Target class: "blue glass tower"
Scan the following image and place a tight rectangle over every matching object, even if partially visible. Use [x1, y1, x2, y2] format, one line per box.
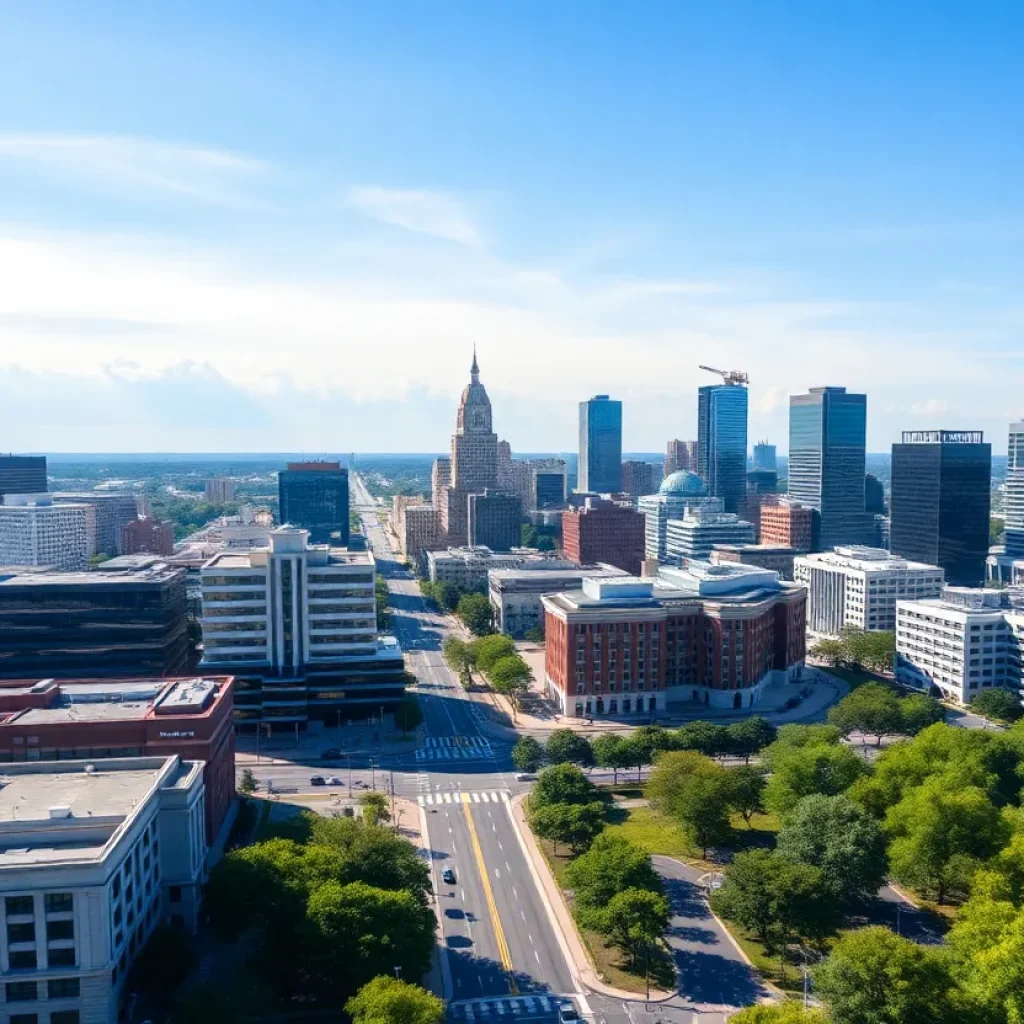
[578, 395, 622, 494]
[697, 384, 748, 514]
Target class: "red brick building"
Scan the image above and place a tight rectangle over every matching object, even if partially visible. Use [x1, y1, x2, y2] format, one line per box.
[760, 501, 815, 553]
[542, 566, 806, 718]
[0, 675, 235, 839]
[121, 516, 176, 556]
[562, 498, 645, 574]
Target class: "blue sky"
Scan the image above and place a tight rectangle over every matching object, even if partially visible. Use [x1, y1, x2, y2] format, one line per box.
[0, 2, 1020, 452]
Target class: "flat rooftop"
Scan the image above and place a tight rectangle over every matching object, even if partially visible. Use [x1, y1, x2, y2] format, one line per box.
[204, 546, 371, 570]
[0, 564, 182, 587]
[0, 766, 157, 823]
[799, 548, 939, 572]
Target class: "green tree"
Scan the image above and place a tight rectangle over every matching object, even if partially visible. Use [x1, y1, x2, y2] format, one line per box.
[360, 791, 391, 826]
[592, 733, 630, 784]
[239, 767, 259, 795]
[604, 887, 671, 967]
[899, 692, 946, 735]
[394, 697, 424, 734]
[442, 636, 474, 686]
[346, 976, 445, 1024]
[675, 720, 730, 757]
[812, 926, 953, 1024]
[128, 924, 197, 1008]
[726, 717, 777, 763]
[545, 728, 595, 767]
[646, 751, 734, 856]
[532, 763, 597, 808]
[828, 682, 905, 745]
[971, 687, 1024, 723]
[776, 794, 887, 906]
[525, 625, 545, 642]
[810, 637, 846, 667]
[991, 517, 1006, 544]
[530, 800, 606, 854]
[471, 633, 517, 672]
[885, 779, 1008, 904]
[512, 735, 545, 773]
[433, 579, 461, 611]
[488, 655, 532, 718]
[764, 741, 866, 818]
[457, 592, 493, 635]
[564, 833, 662, 930]
[711, 849, 833, 952]
[729, 765, 767, 825]
[730, 1005, 827, 1024]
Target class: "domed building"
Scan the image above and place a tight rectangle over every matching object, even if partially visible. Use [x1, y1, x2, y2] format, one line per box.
[639, 470, 723, 562]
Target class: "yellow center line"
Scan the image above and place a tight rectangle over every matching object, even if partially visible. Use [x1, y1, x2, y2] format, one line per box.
[462, 793, 519, 995]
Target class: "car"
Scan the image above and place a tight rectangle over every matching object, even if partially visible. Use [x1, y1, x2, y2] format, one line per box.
[515, 772, 535, 782]
[309, 775, 326, 786]
[326, 776, 343, 786]
[558, 1005, 580, 1023]
[442, 868, 457, 885]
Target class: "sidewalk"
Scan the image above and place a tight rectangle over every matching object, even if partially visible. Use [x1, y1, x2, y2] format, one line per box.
[508, 793, 676, 1002]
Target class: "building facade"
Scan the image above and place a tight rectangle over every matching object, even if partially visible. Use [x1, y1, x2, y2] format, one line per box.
[0, 562, 189, 680]
[1004, 421, 1024, 559]
[532, 459, 568, 510]
[427, 547, 571, 590]
[788, 387, 871, 550]
[488, 564, 628, 637]
[710, 544, 797, 580]
[497, 442, 533, 514]
[795, 546, 945, 635]
[277, 461, 350, 546]
[890, 430, 992, 586]
[562, 499, 645, 575]
[0, 496, 90, 571]
[752, 442, 777, 473]
[578, 395, 623, 494]
[0, 754, 207, 1024]
[664, 440, 697, 478]
[204, 477, 238, 504]
[638, 472, 718, 562]
[760, 501, 815, 553]
[664, 509, 756, 563]
[200, 528, 404, 727]
[0, 456, 47, 500]
[468, 490, 521, 551]
[620, 461, 657, 500]
[120, 517, 175, 557]
[697, 383, 748, 514]
[542, 564, 806, 717]
[52, 494, 137, 558]
[399, 505, 443, 563]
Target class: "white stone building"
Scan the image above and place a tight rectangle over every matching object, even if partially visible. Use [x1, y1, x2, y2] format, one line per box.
[427, 546, 573, 590]
[664, 507, 756, 563]
[0, 496, 91, 571]
[0, 755, 206, 1024]
[795, 545, 945, 635]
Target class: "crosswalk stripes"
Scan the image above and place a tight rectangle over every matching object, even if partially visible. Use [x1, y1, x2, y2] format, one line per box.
[417, 790, 510, 807]
[448, 996, 562, 1020]
[415, 734, 495, 761]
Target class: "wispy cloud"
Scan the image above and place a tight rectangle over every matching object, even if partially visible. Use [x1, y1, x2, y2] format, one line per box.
[345, 185, 479, 246]
[0, 134, 267, 206]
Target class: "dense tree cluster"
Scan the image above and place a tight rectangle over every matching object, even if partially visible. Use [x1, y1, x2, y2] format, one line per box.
[443, 634, 533, 712]
[809, 626, 896, 675]
[827, 682, 945, 745]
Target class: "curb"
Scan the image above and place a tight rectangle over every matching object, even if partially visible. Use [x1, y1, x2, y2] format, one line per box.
[508, 793, 677, 1004]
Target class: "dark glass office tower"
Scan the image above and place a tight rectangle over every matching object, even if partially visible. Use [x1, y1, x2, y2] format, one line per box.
[697, 384, 748, 513]
[0, 455, 47, 498]
[278, 461, 350, 545]
[890, 430, 991, 586]
[578, 395, 622, 494]
[788, 387, 870, 551]
[1007, 421, 1024, 558]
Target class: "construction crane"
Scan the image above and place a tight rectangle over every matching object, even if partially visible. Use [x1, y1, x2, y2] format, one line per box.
[699, 365, 749, 386]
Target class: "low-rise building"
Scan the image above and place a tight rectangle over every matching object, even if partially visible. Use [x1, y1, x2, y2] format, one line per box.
[542, 562, 807, 717]
[0, 495, 91, 571]
[0, 754, 208, 1024]
[621, 461, 657, 500]
[120, 516, 175, 557]
[795, 545, 945, 635]
[710, 543, 798, 580]
[562, 498, 646, 575]
[427, 546, 571, 590]
[488, 564, 628, 637]
[664, 507, 756, 562]
[638, 472, 720, 562]
[204, 477, 237, 503]
[896, 587, 1024, 705]
[760, 501, 815, 553]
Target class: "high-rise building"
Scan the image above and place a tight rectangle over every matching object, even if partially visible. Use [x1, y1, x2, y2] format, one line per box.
[532, 459, 568, 510]
[752, 442, 777, 473]
[468, 490, 521, 551]
[278, 461, 350, 546]
[638, 472, 720, 562]
[121, 515, 176, 556]
[497, 441, 533, 514]
[200, 527, 405, 727]
[697, 383, 748, 514]
[53, 491, 138, 556]
[205, 477, 238, 503]
[578, 395, 623, 494]
[0, 455, 47, 498]
[561, 498, 645, 574]
[1006, 421, 1024, 559]
[0, 561, 189, 678]
[664, 440, 697, 478]
[788, 386, 871, 550]
[760, 501, 815, 553]
[621, 460, 657, 499]
[890, 430, 992, 586]
[0, 495, 90, 570]
[439, 351, 499, 545]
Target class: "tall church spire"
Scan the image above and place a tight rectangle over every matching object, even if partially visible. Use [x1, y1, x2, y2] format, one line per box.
[471, 344, 479, 380]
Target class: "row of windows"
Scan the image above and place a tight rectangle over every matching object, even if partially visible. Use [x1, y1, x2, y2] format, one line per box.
[9, 1012, 79, 1024]
[6, 978, 79, 1002]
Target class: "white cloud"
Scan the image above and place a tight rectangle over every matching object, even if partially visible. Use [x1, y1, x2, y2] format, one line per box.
[0, 134, 267, 206]
[345, 186, 479, 246]
[910, 398, 953, 416]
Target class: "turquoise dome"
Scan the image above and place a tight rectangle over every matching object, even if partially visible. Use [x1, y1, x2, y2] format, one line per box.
[659, 470, 707, 497]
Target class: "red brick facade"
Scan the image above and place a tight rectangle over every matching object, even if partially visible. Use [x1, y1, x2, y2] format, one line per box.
[121, 516, 176, 556]
[760, 503, 814, 553]
[562, 501, 645, 574]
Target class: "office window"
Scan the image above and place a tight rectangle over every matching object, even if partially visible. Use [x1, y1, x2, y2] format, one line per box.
[50, 1014, 80, 1024]
[169, 886, 182, 903]
[5, 896, 33, 917]
[44, 895, 72, 915]
[47, 980, 79, 999]
[47, 949, 75, 968]
[8, 951, 36, 970]
[46, 920, 74, 942]
[9, 1014, 37, 1024]
[7, 922, 35, 943]
[5, 982, 37, 1002]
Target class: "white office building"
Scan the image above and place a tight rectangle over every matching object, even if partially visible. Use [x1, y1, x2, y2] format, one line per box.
[426, 547, 573, 590]
[664, 508, 755, 563]
[795, 545, 945, 635]
[0, 496, 91, 571]
[0, 755, 206, 1024]
[896, 587, 1024, 704]
[638, 471, 720, 561]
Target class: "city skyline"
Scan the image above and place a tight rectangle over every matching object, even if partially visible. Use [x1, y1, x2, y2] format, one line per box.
[0, 5, 1021, 452]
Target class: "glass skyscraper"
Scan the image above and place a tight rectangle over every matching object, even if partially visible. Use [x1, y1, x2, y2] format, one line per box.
[578, 395, 622, 494]
[890, 430, 991, 586]
[1006, 421, 1024, 558]
[788, 387, 870, 551]
[278, 461, 350, 546]
[697, 384, 748, 514]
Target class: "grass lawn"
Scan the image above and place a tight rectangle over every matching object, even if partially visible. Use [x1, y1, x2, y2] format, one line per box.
[819, 666, 888, 689]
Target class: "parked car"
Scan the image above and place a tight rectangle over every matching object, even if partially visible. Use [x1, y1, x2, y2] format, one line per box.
[309, 775, 326, 786]
[558, 1006, 580, 1023]
[442, 868, 457, 885]
[515, 772, 535, 782]
[326, 776, 343, 786]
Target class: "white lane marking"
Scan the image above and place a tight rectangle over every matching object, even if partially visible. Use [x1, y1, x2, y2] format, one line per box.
[443, 792, 452, 804]
[472, 792, 481, 803]
[535, 950, 541, 963]
[494, 868, 501, 879]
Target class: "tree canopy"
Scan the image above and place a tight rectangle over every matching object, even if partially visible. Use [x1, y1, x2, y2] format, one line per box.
[345, 976, 445, 1024]
[970, 687, 1024, 724]
[532, 763, 597, 808]
[457, 592, 494, 635]
[512, 735, 545, 773]
[545, 728, 595, 767]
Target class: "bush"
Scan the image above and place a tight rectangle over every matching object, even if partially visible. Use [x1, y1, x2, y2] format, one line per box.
[970, 687, 1024, 723]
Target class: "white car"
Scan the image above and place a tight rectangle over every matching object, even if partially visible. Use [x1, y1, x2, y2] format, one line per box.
[558, 1006, 580, 1024]
[515, 772, 535, 782]
[325, 776, 343, 786]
